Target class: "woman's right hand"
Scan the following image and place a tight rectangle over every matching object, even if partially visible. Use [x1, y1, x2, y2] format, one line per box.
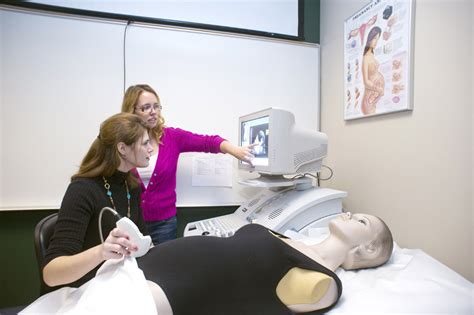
[43, 227, 139, 287]
[101, 228, 138, 260]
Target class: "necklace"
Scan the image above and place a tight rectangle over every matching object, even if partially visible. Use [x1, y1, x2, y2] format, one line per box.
[103, 176, 131, 218]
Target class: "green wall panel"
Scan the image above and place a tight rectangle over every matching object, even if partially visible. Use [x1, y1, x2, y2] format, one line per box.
[0, 207, 237, 308]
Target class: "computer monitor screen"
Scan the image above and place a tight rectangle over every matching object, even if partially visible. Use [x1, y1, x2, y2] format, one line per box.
[238, 108, 328, 175]
[240, 116, 269, 166]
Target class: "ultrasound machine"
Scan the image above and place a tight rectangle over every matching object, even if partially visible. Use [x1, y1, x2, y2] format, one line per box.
[183, 108, 346, 237]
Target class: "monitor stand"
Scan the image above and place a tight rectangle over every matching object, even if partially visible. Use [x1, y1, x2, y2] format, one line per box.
[238, 174, 313, 191]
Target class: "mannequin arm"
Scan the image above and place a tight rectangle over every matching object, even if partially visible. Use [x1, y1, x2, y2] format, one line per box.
[276, 267, 338, 313]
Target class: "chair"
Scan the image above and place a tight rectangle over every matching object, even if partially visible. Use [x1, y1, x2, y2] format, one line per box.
[34, 213, 58, 295]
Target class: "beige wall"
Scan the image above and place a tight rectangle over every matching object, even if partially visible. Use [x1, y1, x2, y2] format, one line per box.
[320, 0, 473, 281]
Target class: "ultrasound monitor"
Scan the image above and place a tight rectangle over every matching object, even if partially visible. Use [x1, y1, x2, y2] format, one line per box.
[238, 108, 328, 175]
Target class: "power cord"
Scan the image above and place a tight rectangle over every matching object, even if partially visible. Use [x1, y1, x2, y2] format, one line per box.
[317, 165, 334, 181]
[98, 207, 122, 243]
[290, 165, 334, 187]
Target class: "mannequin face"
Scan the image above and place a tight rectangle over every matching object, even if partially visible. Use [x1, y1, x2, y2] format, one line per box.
[328, 212, 384, 248]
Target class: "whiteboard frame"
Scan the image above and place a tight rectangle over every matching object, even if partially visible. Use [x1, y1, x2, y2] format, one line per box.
[4, 0, 304, 41]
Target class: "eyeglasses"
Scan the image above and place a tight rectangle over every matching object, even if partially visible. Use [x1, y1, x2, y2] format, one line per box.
[135, 103, 162, 113]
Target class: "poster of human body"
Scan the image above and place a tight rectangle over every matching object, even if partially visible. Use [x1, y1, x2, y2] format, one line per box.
[344, 0, 415, 120]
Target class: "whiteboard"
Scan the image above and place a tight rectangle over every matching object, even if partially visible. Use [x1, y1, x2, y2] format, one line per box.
[0, 7, 320, 210]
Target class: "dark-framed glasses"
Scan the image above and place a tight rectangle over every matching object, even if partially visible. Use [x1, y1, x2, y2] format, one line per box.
[136, 103, 162, 113]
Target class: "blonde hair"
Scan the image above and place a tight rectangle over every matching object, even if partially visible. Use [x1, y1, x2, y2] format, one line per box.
[121, 84, 165, 142]
[71, 113, 148, 187]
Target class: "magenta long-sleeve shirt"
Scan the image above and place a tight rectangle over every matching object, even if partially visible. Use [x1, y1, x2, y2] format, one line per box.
[135, 127, 225, 222]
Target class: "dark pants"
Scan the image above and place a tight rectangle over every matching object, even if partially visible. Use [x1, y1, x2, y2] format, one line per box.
[146, 216, 177, 245]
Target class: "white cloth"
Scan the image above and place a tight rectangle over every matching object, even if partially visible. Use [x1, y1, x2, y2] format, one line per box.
[20, 257, 157, 315]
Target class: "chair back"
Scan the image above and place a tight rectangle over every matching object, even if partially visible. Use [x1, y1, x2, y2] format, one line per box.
[34, 213, 58, 295]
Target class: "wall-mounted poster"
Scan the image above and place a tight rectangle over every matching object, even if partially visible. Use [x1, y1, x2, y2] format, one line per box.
[344, 0, 415, 120]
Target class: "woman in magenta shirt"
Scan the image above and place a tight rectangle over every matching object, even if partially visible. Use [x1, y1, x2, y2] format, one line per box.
[122, 84, 254, 244]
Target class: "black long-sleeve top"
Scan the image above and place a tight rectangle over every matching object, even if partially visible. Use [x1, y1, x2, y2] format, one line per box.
[44, 171, 147, 289]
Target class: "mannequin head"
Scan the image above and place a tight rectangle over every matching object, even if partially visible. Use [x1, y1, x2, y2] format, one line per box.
[329, 212, 393, 270]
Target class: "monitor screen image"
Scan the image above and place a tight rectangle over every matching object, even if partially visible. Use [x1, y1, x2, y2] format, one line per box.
[240, 116, 269, 166]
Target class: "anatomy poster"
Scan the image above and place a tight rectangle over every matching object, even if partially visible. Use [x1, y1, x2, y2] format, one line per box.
[344, 0, 414, 120]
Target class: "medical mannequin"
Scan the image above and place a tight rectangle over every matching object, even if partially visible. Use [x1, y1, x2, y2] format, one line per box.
[139, 212, 393, 315]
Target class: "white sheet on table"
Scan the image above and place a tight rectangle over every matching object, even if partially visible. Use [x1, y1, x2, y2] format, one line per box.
[330, 246, 473, 314]
[20, 256, 157, 315]
[284, 230, 473, 314]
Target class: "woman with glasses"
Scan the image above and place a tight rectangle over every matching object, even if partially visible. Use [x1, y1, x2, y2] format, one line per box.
[121, 84, 255, 245]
